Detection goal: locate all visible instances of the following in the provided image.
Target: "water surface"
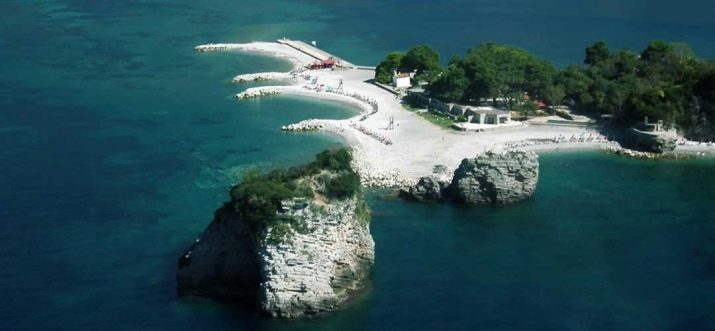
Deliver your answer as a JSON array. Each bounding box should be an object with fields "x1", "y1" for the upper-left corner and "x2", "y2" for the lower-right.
[{"x1": 1, "y1": 1, "x2": 714, "y2": 330}]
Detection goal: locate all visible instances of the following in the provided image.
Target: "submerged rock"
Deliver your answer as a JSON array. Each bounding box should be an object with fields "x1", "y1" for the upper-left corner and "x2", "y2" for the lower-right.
[{"x1": 451, "y1": 150, "x2": 539, "y2": 205}]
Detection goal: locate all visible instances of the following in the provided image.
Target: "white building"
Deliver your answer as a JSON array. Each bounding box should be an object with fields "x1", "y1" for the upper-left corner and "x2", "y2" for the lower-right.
[{"x1": 392, "y1": 71, "x2": 414, "y2": 89}]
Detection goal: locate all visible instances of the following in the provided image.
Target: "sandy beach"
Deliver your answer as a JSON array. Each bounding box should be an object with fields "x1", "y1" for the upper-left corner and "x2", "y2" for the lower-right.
[{"x1": 195, "y1": 41, "x2": 714, "y2": 187}]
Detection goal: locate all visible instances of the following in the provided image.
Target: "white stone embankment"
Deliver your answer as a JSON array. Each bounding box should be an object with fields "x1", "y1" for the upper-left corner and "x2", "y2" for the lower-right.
[
  {"x1": 235, "y1": 87, "x2": 283, "y2": 99},
  {"x1": 195, "y1": 42, "x2": 315, "y2": 70},
  {"x1": 232, "y1": 72, "x2": 293, "y2": 83}
]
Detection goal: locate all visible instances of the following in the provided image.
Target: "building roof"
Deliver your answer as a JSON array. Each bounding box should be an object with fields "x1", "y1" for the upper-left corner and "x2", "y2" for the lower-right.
[{"x1": 465, "y1": 107, "x2": 509, "y2": 115}]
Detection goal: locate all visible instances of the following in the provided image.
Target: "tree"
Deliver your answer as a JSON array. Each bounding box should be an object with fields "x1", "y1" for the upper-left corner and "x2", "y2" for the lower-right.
[
  {"x1": 430, "y1": 60, "x2": 469, "y2": 102},
  {"x1": 461, "y1": 43, "x2": 553, "y2": 105},
  {"x1": 401, "y1": 45, "x2": 441, "y2": 82},
  {"x1": 375, "y1": 52, "x2": 405, "y2": 84},
  {"x1": 584, "y1": 41, "x2": 611, "y2": 66},
  {"x1": 556, "y1": 65, "x2": 592, "y2": 105},
  {"x1": 542, "y1": 84, "x2": 565, "y2": 106},
  {"x1": 613, "y1": 50, "x2": 639, "y2": 77},
  {"x1": 514, "y1": 101, "x2": 538, "y2": 118}
]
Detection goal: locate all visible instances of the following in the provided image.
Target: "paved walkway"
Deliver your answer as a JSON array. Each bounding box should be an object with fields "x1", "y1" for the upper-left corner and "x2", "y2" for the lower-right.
[{"x1": 276, "y1": 38, "x2": 355, "y2": 67}]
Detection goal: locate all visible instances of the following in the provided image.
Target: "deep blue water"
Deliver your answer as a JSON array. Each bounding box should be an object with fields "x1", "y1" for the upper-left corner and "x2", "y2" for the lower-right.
[{"x1": 1, "y1": 1, "x2": 714, "y2": 330}]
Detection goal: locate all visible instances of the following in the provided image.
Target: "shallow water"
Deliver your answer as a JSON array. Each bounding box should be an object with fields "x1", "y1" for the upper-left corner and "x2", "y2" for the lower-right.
[{"x1": 1, "y1": 1, "x2": 715, "y2": 330}]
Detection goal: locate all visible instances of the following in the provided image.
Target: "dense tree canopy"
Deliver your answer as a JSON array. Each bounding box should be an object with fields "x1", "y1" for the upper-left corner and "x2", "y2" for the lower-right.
[
  {"x1": 430, "y1": 56, "x2": 468, "y2": 102},
  {"x1": 375, "y1": 52, "x2": 405, "y2": 84},
  {"x1": 429, "y1": 43, "x2": 555, "y2": 107},
  {"x1": 374, "y1": 45, "x2": 441, "y2": 84},
  {"x1": 556, "y1": 40, "x2": 715, "y2": 139},
  {"x1": 401, "y1": 44, "x2": 441, "y2": 81},
  {"x1": 376, "y1": 40, "x2": 715, "y2": 140}
]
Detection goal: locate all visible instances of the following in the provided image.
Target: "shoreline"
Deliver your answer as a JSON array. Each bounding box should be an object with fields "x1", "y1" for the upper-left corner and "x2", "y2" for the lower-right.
[{"x1": 199, "y1": 40, "x2": 715, "y2": 187}]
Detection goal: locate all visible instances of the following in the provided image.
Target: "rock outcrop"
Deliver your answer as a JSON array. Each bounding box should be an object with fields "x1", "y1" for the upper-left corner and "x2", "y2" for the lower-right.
[
  {"x1": 178, "y1": 149, "x2": 374, "y2": 318},
  {"x1": 400, "y1": 151, "x2": 539, "y2": 205},
  {"x1": 177, "y1": 205, "x2": 260, "y2": 300},
  {"x1": 398, "y1": 176, "x2": 450, "y2": 202},
  {"x1": 450, "y1": 151, "x2": 539, "y2": 205},
  {"x1": 178, "y1": 197, "x2": 373, "y2": 318},
  {"x1": 625, "y1": 127, "x2": 678, "y2": 153},
  {"x1": 258, "y1": 198, "x2": 373, "y2": 317}
]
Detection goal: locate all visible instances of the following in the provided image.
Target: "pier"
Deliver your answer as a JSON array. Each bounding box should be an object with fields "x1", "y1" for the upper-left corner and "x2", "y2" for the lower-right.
[{"x1": 277, "y1": 38, "x2": 355, "y2": 68}]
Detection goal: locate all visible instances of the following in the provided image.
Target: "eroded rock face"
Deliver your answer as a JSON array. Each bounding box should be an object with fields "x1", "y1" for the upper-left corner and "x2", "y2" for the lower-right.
[
  {"x1": 398, "y1": 176, "x2": 450, "y2": 202},
  {"x1": 177, "y1": 205, "x2": 260, "y2": 300},
  {"x1": 450, "y1": 151, "x2": 539, "y2": 205},
  {"x1": 177, "y1": 197, "x2": 374, "y2": 318},
  {"x1": 258, "y1": 199, "x2": 374, "y2": 318}
]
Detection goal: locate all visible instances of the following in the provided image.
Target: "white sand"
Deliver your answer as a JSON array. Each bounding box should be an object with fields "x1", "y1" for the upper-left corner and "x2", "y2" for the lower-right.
[{"x1": 198, "y1": 41, "x2": 679, "y2": 187}]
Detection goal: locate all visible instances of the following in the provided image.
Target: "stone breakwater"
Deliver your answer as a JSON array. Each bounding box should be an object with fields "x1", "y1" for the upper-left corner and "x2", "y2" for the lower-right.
[
  {"x1": 400, "y1": 150, "x2": 539, "y2": 205},
  {"x1": 233, "y1": 72, "x2": 293, "y2": 83},
  {"x1": 281, "y1": 119, "x2": 342, "y2": 132},
  {"x1": 195, "y1": 43, "x2": 241, "y2": 52},
  {"x1": 235, "y1": 87, "x2": 283, "y2": 99},
  {"x1": 177, "y1": 196, "x2": 374, "y2": 318}
]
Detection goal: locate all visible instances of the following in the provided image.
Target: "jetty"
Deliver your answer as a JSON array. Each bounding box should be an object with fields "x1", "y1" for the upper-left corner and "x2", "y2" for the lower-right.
[{"x1": 277, "y1": 38, "x2": 355, "y2": 68}]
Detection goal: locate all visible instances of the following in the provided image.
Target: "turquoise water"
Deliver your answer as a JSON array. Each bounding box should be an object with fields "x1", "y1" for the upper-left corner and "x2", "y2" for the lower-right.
[{"x1": 1, "y1": 1, "x2": 714, "y2": 330}]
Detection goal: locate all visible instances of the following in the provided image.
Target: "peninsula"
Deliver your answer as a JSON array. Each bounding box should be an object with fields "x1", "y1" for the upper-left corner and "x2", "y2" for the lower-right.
[{"x1": 195, "y1": 39, "x2": 715, "y2": 187}]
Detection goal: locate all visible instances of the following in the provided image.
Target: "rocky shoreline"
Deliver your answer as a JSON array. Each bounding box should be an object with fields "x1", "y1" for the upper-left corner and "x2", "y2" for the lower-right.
[{"x1": 604, "y1": 146, "x2": 698, "y2": 160}]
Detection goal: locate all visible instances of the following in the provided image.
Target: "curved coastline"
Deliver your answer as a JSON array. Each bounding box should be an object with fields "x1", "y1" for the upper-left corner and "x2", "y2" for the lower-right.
[{"x1": 200, "y1": 41, "x2": 715, "y2": 187}]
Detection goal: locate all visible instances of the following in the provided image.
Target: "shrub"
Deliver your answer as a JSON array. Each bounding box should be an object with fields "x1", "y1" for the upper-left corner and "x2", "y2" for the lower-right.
[
  {"x1": 313, "y1": 148, "x2": 353, "y2": 172},
  {"x1": 326, "y1": 171, "x2": 361, "y2": 199},
  {"x1": 354, "y1": 199, "x2": 371, "y2": 225},
  {"x1": 227, "y1": 147, "x2": 361, "y2": 240}
]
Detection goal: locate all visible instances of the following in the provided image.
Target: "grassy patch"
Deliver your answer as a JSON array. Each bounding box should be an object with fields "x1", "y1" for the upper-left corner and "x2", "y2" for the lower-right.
[
  {"x1": 401, "y1": 104, "x2": 456, "y2": 130},
  {"x1": 354, "y1": 197, "x2": 371, "y2": 226}
]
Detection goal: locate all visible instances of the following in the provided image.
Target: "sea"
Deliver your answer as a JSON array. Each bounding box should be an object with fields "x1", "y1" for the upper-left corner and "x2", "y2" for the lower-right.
[{"x1": 1, "y1": 1, "x2": 714, "y2": 330}]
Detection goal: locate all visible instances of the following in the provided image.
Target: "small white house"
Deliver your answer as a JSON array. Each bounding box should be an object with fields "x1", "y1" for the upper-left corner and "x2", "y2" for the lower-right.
[{"x1": 392, "y1": 71, "x2": 414, "y2": 89}]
